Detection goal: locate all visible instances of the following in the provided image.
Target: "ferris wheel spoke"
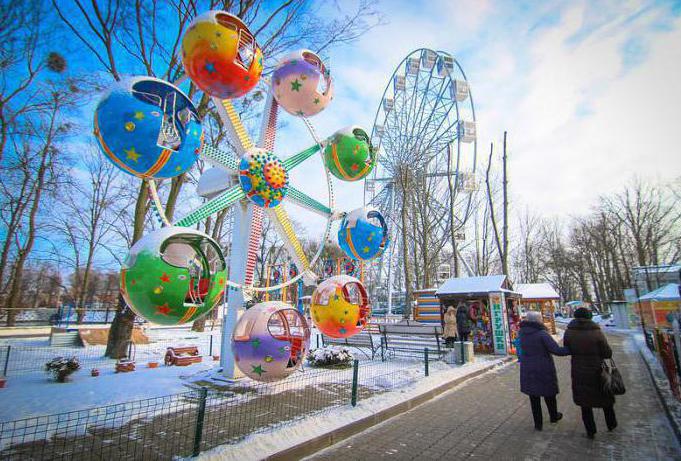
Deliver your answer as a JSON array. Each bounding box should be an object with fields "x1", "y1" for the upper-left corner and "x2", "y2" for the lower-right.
[
  {"x1": 201, "y1": 144, "x2": 239, "y2": 171},
  {"x1": 286, "y1": 185, "x2": 332, "y2": 217},
  {"x1": 212, "y1": 97, "x2": 254, "y2": 154},
  {"x1": 282, "y1": 144, "x2": 322, "y2": 171},
  {"x1": 174, "y1": 184, "x2": 245, "y2": 227},
  {"x1": 266, "y1": 207, "x2": 310, "y2": 272}
]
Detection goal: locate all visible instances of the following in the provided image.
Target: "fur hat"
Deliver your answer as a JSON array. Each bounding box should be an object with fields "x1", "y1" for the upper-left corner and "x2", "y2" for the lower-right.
[
  {"x1": 525, "y1": 311, "x2": 543, "y2": 323},
  {"x1": 574, "y1": 307, "x2": 593, "y2": 319}
]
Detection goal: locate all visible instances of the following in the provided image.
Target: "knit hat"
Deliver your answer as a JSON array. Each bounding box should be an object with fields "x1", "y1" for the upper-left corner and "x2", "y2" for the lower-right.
[
  {"x1": 525, "y1": 311, "x2": 543, "y2": 323},
  {"x1": 574, "y1": 307, "x2": 593, "y2": 319}
]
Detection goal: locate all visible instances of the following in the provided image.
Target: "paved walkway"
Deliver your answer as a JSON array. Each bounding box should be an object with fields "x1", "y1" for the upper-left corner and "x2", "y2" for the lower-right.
[{"x1": 309, "y1": 334, "x2": 681, "y2": 460}]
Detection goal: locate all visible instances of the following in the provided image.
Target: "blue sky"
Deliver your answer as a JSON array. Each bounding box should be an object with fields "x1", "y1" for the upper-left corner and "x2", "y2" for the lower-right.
[
  {"x1": 277, "y1": 0, "x2": 681, "y2": 228},
  {"x1": 40, "y1": 0, "x2": 681, "y2": 269}
]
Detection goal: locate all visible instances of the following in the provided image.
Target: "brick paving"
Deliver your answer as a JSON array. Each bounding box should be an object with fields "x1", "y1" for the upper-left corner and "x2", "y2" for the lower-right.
[{"x1": 309, "y1": 334, "x2": 681, "y2": 460}]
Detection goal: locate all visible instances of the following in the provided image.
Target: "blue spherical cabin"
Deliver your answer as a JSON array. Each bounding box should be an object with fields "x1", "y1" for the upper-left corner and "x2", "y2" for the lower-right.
[
  {"x1": 338, "y1": 207, "x2": 389, "y2": 261},
  {"x1": 94, "y1": 77, "x2": 203, "y2": 179}
]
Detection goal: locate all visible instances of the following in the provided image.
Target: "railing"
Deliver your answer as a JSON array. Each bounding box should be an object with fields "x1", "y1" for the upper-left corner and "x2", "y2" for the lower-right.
[
  {"x1": 0, "y1": 354, "x2": 435, "y2": 459},
  {"x1": 0, "y1": 332, "x2": 221, "y2": 377},
  {"x1": 654, "y1": 328, "x2": 681, "y2": 400}
]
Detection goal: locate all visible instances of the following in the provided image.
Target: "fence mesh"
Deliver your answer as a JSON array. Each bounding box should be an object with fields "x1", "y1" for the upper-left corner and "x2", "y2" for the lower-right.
[
  {"x1": 0, "y1": 332, "x2": 220, "y2": 377},
  {"x1": 0, "y1": 352, "x2": 434, "y2": 460}
]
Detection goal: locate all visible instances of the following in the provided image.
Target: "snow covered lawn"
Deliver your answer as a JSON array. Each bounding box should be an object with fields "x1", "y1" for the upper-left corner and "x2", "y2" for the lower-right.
[{"x1": 0, "y1": 358, "x2": 216, "y2": 422}]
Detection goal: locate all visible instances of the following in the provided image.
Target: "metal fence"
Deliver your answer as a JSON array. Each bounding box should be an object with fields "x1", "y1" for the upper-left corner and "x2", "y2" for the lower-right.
[
  {"x1": 654, "y1": 329, "x2": 681, "y2": 400},
  {"x1": 0, "y1": 354, "x2": 433, "y2": 460},
  {"x1": 0, "y1": 332, "x2": 221, "y2": 377}
]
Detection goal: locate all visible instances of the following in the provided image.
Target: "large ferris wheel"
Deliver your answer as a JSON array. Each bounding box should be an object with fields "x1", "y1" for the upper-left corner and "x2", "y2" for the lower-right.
[{"x1": 365, "y1": 49, "x2": 478, "y2": 311}]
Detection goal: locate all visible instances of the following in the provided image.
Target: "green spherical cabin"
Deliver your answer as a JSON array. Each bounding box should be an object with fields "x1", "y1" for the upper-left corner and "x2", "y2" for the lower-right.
[
  {"x1": 120, "y1": 227, "x2": 227, "y2": 325},
  {"x1": 323, "y1": 126, "x2": 376, "y2": 181}
]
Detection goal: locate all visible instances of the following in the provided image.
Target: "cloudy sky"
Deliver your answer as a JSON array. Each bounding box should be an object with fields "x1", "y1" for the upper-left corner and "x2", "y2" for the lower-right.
[{"x1": 279, "y1": 0, "x2": 681, "y2": 225}]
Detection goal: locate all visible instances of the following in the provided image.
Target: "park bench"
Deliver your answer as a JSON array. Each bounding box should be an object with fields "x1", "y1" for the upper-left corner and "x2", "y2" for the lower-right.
[
  {"x1": 378, "y1": 323, "x2": 444, "y2": 361},
  {"x1": 165, "y1": 346, "x2": 203, "y2": 366},
  {"x1": 321, "y1": 324, "x2": 380, "y2": 359}
]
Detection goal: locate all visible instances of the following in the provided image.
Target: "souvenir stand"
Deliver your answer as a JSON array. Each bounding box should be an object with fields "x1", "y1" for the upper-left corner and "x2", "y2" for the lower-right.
[
  {"x1": 435, "y1": 275, "x2": 520, "y2": 355},
  {"x1": 637, "y1": 283, "x2": 680, "y2": 331},
  {"x1": 516, "y1": 283, "x2": 559, "y2": 334}
]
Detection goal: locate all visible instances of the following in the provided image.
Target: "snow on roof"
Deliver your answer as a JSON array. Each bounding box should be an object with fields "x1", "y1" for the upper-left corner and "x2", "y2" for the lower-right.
[
  {"x1": 639, "y1": 283, "x2": 680, "y2": 301},
  {"x1": 516, "y1": 283, "x2": 559, "y2": 300},
  {"x1": 436, "y1": 275, "x2": 509, "y2": 296}
]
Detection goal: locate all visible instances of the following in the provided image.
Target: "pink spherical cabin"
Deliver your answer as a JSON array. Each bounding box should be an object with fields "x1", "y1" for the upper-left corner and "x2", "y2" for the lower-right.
[
  {"x1": 232, "y1": 301, "x2": 310, "y2": 382},
  {"x1": 272, "y1": 49, "x2": 333, "y2": 117}
]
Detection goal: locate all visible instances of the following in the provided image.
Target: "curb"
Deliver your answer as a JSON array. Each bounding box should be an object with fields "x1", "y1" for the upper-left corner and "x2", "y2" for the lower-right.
[
  {"x1": 638, "y1": 348, "x2": 681, "y2": 444},
  {"x1": 268, "y1": 357, "x2": 515, "y2": 461}
]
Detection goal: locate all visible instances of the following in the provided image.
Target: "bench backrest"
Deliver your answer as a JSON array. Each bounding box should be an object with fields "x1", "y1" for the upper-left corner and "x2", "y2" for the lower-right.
[{"x1": 379, "y1": 324, "x2": 442, "y2": 336}]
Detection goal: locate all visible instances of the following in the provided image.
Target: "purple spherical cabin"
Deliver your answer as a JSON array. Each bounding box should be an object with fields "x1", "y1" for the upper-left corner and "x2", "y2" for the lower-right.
[
  {"x1": 232, "y1": 301, "x2": 310, "y2": 382},
  {"x1": 272, "y1": 49, "x2": 333, "y2": 117}
]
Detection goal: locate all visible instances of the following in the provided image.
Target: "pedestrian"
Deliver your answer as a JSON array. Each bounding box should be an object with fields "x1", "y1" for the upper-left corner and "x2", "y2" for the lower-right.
[
  {"x1": 443, "y1": 305, "x2": 458, "y2": 347},
  {"x1": 519, "y1": 311, "x2": 570, "y2": 431},
  {"x1": 564, "y1": 307, "x2": 617, "y2": 439},
  {"x1": 455, "y1": 303, "x2": 471, "y2": 342}
]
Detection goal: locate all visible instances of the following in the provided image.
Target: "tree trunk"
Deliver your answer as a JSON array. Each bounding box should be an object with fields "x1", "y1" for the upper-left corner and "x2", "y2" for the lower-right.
[
  {"x1": 105, "y1": 182, "x2": 148, "y2": 357},
  {"x1": 400, "y1": 175, "x2": 412, "y2": 319},
  {"x1": 105, "y1": 294, "x2": 136, "y2": 358},
  {"x1": 191, "y1": 317, "x2": 207, "y2": 332}
]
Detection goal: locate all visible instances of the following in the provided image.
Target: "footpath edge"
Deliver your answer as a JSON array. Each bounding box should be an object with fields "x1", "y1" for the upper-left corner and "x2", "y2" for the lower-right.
[{"x1": 267, "y1": 356, "x2": 515, "y2": 461}]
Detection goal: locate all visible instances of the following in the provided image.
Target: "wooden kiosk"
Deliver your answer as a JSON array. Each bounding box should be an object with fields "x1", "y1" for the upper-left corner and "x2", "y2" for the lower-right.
[
  {"x1": 516, "y1": 283, "x2": 559, "y2": 334},
  {"x1": 435, "y1": 275, "x2": 520, "y2": 355}
]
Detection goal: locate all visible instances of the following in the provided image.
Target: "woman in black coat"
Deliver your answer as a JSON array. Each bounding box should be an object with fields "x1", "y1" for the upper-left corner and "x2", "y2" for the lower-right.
[
  {"x1": 519, "y1": 311, "x2": 570, "y2": 430},
  {"x1": 455, "y1": 303, "x2": 471, "y2": 341},
  {"x1": 564, "y1": 307, "x2": 616, "y2": 438}
]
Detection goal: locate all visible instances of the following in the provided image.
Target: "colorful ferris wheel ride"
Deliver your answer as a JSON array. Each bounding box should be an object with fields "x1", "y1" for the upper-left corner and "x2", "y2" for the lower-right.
[{"x1": 93, "y1": 10, "x2": 388, "y2": 365}]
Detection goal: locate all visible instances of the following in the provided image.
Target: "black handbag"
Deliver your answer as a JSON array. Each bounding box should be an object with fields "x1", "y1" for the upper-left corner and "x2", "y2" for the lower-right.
[{"x1": 601, "y1": 358, "x2": 626, "y2": 396}]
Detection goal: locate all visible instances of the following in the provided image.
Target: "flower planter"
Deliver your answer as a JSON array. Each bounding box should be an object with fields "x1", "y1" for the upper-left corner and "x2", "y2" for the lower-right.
[
  {"x1": 0, "y1": 378, "x2": 6, "y2": 388},
  {"x1": 212, "y1": 355, "x2": 220, "y2": 361},
  {"x1": 148, "y1": 362, "x2": 159, "y2": 369},
  {"x1": 91, "y1": 369, "x2": 100, "y2": 377}
]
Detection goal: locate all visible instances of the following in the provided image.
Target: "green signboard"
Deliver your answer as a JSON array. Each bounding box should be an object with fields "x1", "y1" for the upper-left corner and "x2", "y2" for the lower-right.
[{"x1": 490, "y1": 294, "x2": 507, "y2": 355}]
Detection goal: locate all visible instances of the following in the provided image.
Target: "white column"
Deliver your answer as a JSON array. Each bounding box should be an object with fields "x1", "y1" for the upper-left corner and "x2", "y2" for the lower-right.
[{"x1": 220, "y1": 201, "x2": 254, "y2": 378}]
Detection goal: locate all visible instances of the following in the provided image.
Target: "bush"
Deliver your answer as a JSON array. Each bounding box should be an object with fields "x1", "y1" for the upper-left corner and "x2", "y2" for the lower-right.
[
  {"x1": 307, "y1": 346, "x2": 354, "y2": 368},
  {"x1": 45, "y1": 356, "x2": 81, "y2": 382}
]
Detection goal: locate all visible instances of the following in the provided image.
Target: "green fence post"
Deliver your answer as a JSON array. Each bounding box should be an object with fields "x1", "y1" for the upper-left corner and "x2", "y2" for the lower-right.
[
  {"x1": 209, "y1": 335, "x2": 213, "y2": 357},
  {"x1": 351, "y1": 359, "x2": 359, "y2": 407},
  {"x1": 192, "y1": 387, "x2": 208, "y2": 457},
  {"x1": 460, "y1": 339, "x2": 466, "y2": 365},
  {"x1": 3, "y1": 346, "x2": 10, "y2": 377},
  {"x1": 424, "y1": 348, "x2": 429, "y2": 376}
]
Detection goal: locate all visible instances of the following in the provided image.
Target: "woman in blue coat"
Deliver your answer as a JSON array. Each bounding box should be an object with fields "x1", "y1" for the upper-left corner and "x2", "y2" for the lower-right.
[{"x1": 519, "y1": 311, "x2": 570, "y2": 430}]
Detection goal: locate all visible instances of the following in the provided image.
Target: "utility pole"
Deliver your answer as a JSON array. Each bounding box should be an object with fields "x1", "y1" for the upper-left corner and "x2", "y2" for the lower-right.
[{"x1": 502, "y1": 131, "x2": 509, "y2": 276}]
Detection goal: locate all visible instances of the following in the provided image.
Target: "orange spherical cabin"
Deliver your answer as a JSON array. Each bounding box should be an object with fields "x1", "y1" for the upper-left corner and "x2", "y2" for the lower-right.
[
  {"x1": 310, "y1": 275, "x2": 371, "y2": 339},
  {"x1": 181, "y1": 11, "x2": 263, "y2": 99}
]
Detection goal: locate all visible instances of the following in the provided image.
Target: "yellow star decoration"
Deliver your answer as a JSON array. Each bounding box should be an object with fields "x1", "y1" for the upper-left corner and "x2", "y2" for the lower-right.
[
  {"x1": 134, "y1": 111, "x2": 145, "y2": 120},
  {"x1": 125, "y1": 121, "x2": 136, "y2": 132},
  {"x1": 175, "y1": 166, "x2": 182, "y2": 171},
  {"x1": 125, "y1": 147, "x2": 140, "y2": 162},
  {"x1": 363, "y1": 246, "x2": 370, "y2": 253}
]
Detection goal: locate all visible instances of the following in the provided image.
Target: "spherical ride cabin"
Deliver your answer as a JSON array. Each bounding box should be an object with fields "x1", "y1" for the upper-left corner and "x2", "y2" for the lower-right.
[
  {"x1": 338, "y1": 207, "x2": 389, "y2": 261},
  {"x1": 232, "y1": 302, "x2": 310, "y2": 382},
  {"x1": 94, "y1": 77, "x2": 203, "y2": 179},
  {"x1": 272, "y1": 49, "x2": 333, "y2": 117},
  {"x1": 120, "y1": 227, "x2": 227, "y2": 325},
  {"x1": 323, "y1": 126, "x2": 376, "y2": 181},
  {"x1": 238, "y1": 148, "x2": 289, "y2": 208},
  {"x1": 182, "y1": 11, "x2": 263, "y2": 99},
  {"x1": 311, "y1": 275, "x2": 371, "y2": 339}
]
